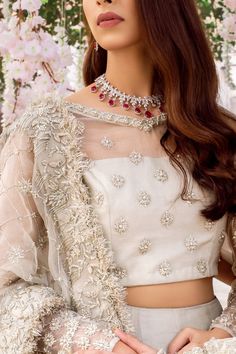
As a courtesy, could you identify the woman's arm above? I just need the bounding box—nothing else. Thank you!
[0,125,121,353]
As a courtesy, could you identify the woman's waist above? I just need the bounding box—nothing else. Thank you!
[126,277,215,308]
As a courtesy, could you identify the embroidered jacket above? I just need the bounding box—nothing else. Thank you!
[0,96,235,354]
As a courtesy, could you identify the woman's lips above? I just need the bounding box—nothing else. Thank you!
[97,12,124,28]
[99,18,123,28]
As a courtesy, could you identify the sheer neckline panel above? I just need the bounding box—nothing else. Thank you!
[64,99,167,133]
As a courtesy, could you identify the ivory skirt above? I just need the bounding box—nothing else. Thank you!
[127,296,223,352]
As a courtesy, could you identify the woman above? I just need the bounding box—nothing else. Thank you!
[0,0,235,353]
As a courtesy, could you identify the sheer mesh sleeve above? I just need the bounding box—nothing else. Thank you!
[0,127,119,353]
[209,215,236,336]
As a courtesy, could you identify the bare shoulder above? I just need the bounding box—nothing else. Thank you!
[64,85,93,106]
[218,105,236,133]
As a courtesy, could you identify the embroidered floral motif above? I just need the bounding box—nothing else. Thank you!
[158,260,172,277]
[113,266,128,279]
[75,336,90,350]
[153,169,168,182]
[111,175,125,188]
[43,333,56,349]
[218,231,226,244]
[7,245,25,265]
[138,239,152,255]
[160,211,174,227]
[196,259,207,274]
[100,136,114,150]
[85,323,98,336]
[17,178,33,193]
[183,191,196,205]
[204,220,215,231]
[184,235,199,252]
[137,191,151,207]
[129,151,143,165]
[114,217,129,235]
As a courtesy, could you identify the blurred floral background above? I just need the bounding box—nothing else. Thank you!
[0,0,235,128]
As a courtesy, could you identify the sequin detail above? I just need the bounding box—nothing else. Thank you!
[184,191,196,205]
[158,260,172,277]
[160,211,174,227]
[184,235,199,252]
[100,136,113,150]
[204,220,215,231]
[218,231,226,244]
[7,246,25,265]
[196,259,207,274]
[153,169,168,182]
[129,151,143,165]
[139,239,152,255]
[113,266,128,279]
[137,191,151,207]
[114,217,129,235]
[111,175,125,188]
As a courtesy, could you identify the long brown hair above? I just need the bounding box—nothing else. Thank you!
[83,0,236,221]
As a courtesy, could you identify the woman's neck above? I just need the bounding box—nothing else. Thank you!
[105,45,154,97]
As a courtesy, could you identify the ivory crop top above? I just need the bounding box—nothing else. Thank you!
[70,102,228,287]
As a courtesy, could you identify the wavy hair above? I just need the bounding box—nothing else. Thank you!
[83,0,236,221]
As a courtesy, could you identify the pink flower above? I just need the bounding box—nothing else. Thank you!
[9,40,26,60]
[0,31,18,52]
[13,0,42,12]
[24,39,41,56]
[40,32,58,60]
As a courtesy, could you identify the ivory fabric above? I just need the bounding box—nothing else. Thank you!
[127,296,223,351]
[0,95,235,353]
[83,157,227,287]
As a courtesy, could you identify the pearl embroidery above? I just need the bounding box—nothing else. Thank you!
[75,337,90,350]
[184,235,199,252]
[84,323,98,336]
[44,333,56,348]
[153,169,168,182]
[204,220,215,231]
[184,191,196,205]
[139,239,152,255]
[160,211,174,226]
[218,231,226,244]
[100,136,113,150]
[17,178,33,193]
[111,175,125,188]
[129,151,143,165]
[137,191,151,207]
[7,246,25,265]
[114,217,129,234]
[113,266,128,279]
[158,260,172,277]
[196,259,207,274]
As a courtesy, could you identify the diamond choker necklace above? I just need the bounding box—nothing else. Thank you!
[90,74,164,119]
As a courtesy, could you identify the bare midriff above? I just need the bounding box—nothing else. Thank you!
[126,277,215,308]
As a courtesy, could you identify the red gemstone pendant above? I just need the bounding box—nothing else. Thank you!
[108,99,115,107]
[134,107,142,115]
[91,85,98,93]
[123,102,130,110]
[144,110,153,119]
[99,93,106,101]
